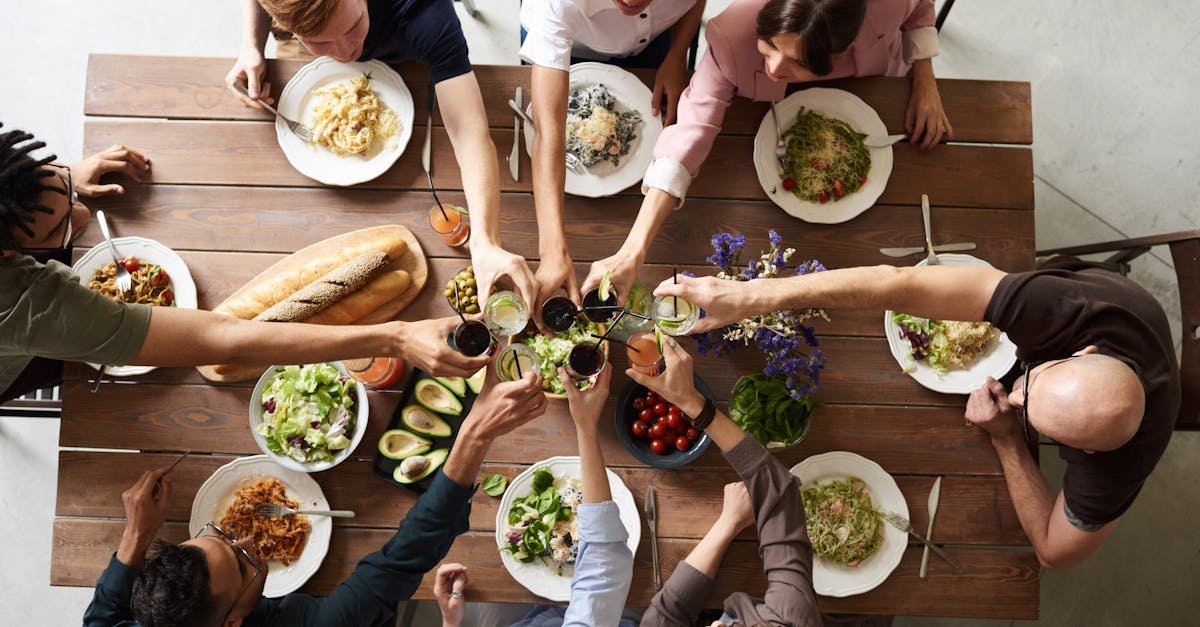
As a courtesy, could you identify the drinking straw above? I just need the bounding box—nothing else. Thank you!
[591,333,640,353]
[514,348,524,379]
[672,268,679,316]
[590,305,651,320]
[452,283,468,323]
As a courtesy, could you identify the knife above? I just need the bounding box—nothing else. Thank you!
[865,133,949,148]
[920,476,941,579]
[645,484,661,590]
[878,242,976,257]
[509,87,521,182]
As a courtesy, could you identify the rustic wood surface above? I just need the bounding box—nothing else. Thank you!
[53,54,1038,619]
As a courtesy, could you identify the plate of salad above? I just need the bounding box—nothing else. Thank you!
[495,456,640,601]
[884,254,1018,394]
[250,362,370,472]
[514,320,607,399]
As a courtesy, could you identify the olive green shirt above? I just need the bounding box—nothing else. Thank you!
[0,254,151,392]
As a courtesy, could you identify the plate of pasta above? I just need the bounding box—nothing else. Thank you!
[190,455,332,598]
[790,452,907,597]
[524,62,663,198]
[72,236,197,376]
[753,88,893,224]
[277,57,414,186]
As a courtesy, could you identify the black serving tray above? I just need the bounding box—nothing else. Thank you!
[371,369,479,492]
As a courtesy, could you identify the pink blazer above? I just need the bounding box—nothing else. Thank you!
[651,0,936,183]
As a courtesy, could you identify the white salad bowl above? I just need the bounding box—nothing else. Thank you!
[249,362,370,473]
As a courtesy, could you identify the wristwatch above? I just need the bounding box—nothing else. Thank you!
[691,396,717,431]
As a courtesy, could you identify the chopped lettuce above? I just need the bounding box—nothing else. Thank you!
[257,363,357,463]
[519,321,599,394]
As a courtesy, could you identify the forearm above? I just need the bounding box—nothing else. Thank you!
[991,436,1058,557]
[531,65,570,257]
[438,74,503,250]
[441,425,491,488]
[682,517,740,577]
[667,1,705,60]
[576,426,612,503]
[676,391,745,452]
[115,526,155,568]
[133,307,403,366]
[240,0,270,53]
[911,58,936,85]
[615,188,675,262]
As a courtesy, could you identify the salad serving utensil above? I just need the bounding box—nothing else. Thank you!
[878,242,977,258]
[509,87,522,182]
[879,509,960,571]
[645,484,661,590]
[919,476,942,579]
[920,194,940,266]
[507,99,586,174]
[232,82,314,142]
[256,502,356,519]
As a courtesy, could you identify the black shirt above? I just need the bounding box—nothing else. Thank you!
[984,258,1180,527]
[360,0,473,84]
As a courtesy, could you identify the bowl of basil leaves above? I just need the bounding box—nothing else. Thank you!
[729,374,819,451]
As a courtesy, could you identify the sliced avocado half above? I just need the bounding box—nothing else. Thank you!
[393,448,449,484]
[435,376,467,397]
[401,404,452,438]
[413,378,463,416]
[377,429,432,460]
[466,367,487,394]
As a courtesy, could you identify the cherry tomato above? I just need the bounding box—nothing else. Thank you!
[860,175,867,186]
[120,257,140,272]
[636,408,653,423]
[654,402,668,416]
[686,427,700,441]
[632,398,645,411]
[649,423,667,440]
[819,189,831,204]
[675,436,690,451]
[666,413,682,430]
[650,439,667,455]
[668,405,681,419]
[631,420,649,438]
[149,268,170,288]
[162,289,175,305]
[832,179,846,198]
[781,177,795,191]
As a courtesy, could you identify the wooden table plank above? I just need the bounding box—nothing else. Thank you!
[52,520,1038,619]
[85,55,1032,144]
[57,452,1021,544]
[83,120,1033,208]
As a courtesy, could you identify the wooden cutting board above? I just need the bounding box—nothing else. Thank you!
[196,225,428,383]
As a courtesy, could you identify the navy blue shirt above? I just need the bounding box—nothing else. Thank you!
[360,0,473,84]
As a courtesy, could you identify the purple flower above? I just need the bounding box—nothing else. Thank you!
[769,229,782,247]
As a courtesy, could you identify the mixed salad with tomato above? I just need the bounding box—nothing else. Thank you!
[627,389,701,455]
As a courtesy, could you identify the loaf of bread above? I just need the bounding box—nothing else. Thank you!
[302,270,412,325]
[254,252,390,322]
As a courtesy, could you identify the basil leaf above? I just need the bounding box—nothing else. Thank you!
[482,473,508,497]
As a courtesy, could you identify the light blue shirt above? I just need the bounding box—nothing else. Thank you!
[510,501,635,627]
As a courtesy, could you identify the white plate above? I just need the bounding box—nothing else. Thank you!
[753,88,893,224]
[249,362,370,473]
[189,455,332,598]
[524,62,663,198]
[790,451,907,597]
[276,58,414,186]
[495,455,641,601]
[72,236,198,376]
[884,254,1019,394]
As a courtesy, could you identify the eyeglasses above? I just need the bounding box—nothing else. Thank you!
[193,522,264,623]
[19,164,76,253]
[1019,355,1083,445]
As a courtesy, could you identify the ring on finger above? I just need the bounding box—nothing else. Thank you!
[450,591,464,599]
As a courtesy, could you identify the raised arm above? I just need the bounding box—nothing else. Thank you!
[436,73,538,309]
[224,0,275,109]
[651,0,708,125]
[655,264,1008,334]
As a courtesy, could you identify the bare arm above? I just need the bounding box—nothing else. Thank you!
[240,0,270,53]
[225,0,275,108]
[650,0,707,124]
[529,65,581,314]
[580,187,676,305]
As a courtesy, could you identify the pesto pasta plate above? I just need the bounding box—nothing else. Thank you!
[753,88,893,224]
[790,451,908,597]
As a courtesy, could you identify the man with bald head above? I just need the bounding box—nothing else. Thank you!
[656,255,1180,569]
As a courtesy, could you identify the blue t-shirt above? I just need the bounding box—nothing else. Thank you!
[359,0,473,84]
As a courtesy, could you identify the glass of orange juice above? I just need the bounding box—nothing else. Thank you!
[626,331,665,376]
[428,204,470,247]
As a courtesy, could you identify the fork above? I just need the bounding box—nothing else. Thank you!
[879,510,960,570]
[920,194,940,266]
[96,211,132,294]
[232,82,314,142]
[506,99,586,174]
[255,502,356,519]
[769,102,788,193]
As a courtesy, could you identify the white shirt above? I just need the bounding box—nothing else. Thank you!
[520,0,700,70]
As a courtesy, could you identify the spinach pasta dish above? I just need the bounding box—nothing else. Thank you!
[802,477,882,567]
[781,109,871,203]
[566,84,641,167]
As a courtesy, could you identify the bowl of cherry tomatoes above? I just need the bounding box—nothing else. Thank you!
[615,377,714,469]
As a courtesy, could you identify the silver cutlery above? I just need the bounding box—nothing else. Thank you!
[90,365,106,393]
[507,99,586,174]
[509,87,522,182]
[255,503,356,519]
[864,133,949,148]
[920,476,942,579]
[645,484,661,590]
[921,194,940,266]
[96,211,132,294]
[878,242,977,258]
[231,82,314,142]
[879,509,960,571]
[769,102,787,194]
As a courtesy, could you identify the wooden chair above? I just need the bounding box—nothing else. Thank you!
[936,0,957,31]
[0,387,62,418]
[1037,229,1200,430]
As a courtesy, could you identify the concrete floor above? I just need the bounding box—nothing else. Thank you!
[1,0,1197,625]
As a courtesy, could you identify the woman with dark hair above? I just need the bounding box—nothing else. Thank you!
[581,0,949,307]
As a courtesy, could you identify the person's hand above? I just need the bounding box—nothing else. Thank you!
[471,242,538,312]
[906,72,954,151]
[116,466,175,566]
[559,364,611,434]
[68,145,151,197]
[397,317,493,377]
[581,250,643,308]
[653,275,753,334]
[717,481,754,533]
[625,336,705,419]
[433,563,469,627]
[651,53,688,125]
[533,249,580,329]
[462,362,548,439]
[225,47,274,110]
[965,377,1022,443]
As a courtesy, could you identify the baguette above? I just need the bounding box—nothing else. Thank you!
[254,252,390,322]
[217,234,408,320]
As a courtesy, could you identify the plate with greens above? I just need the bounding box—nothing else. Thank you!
[249,362,369,473]
[790,451,907,597]
[495,456,640,601]
[514,320,607,399]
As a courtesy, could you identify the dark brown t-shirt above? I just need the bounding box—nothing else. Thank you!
[984,259,1180,527]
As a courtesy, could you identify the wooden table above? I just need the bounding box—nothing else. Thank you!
[52,54,1038,620]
